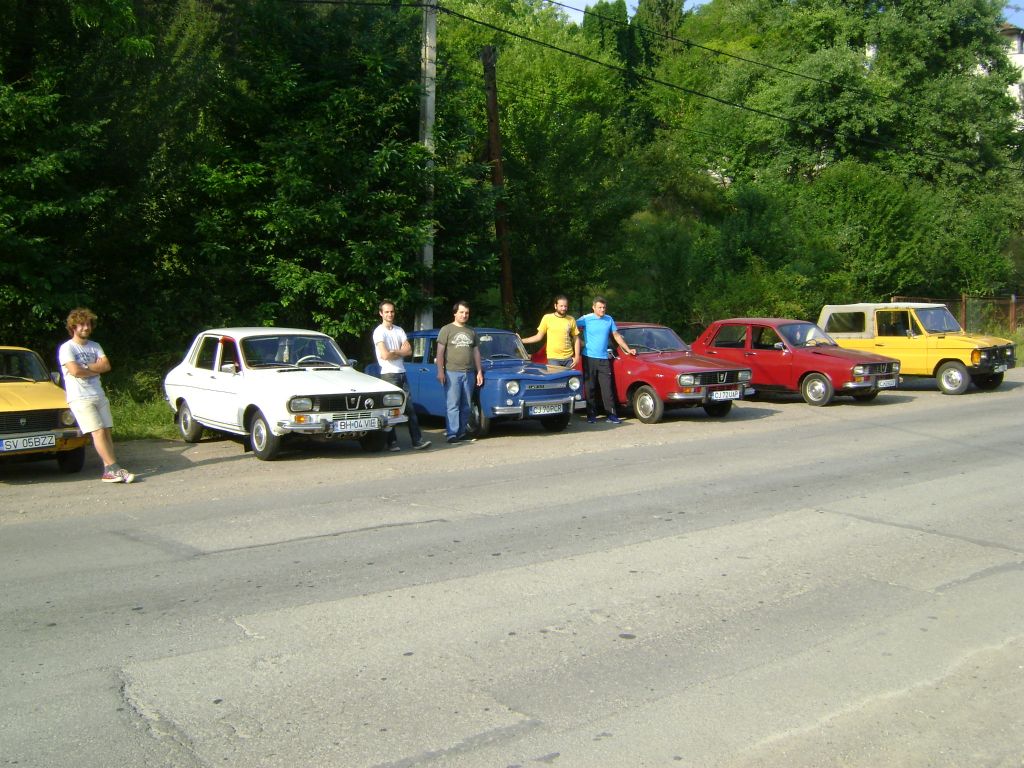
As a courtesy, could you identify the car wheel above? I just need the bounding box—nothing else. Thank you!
[971,372,1004,391]
[703,400,733,418]
[630,385,664,424]
[800,373,834,406]
[540,411,572,432]
[359,430,387,452]
[56,446,86,474]
[936,361,970,395]
[469,401,491,438]
[177,401,204,443]
[249,410,281,460]
[852,390,879,402]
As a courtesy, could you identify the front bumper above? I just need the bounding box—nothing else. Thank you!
[278,409,407,435]
[840,373,898,391]
[491,395,579,418]
[0,429,89,458]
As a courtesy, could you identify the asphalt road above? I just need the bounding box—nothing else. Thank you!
[2,373,1023,768]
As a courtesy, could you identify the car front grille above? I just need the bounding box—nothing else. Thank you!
[0,410,62,434]
[863,362,899,375]
[315,393,390,412]
[694,370,743,385]
[992,345,1016,365]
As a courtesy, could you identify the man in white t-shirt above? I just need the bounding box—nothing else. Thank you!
[58,307,135,483]
[373,300,430,451]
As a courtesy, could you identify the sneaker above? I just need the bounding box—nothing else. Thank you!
[607,415,622,424]
[101,468,135,484]
[455,433,476,444]
[412,440,432,450]
[446,436,460,444]
[388,444,401,452]
[586,416,597,424]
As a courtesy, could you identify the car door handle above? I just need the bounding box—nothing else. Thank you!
[744,352,755,356]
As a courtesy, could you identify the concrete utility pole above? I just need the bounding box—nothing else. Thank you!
[481,45,515,327]
[416,0,438,331]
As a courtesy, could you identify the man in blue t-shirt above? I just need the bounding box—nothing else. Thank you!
[576,296,635,424]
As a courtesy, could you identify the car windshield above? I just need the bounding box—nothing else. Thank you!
[0,349,50,382]
[240,334,347,368]
[478,332,529,361]
[915,307,962,333]
[618,326,689,352]
[778,322,836,348]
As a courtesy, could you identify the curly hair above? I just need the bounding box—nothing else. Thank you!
[65,307,98,336]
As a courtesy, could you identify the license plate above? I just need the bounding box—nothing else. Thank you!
[877,377,897,388]
[710,389,740,401]
[995,364,1007,373]
[331,418,380,432]
[529,404,564,416]
[1,434,57,452]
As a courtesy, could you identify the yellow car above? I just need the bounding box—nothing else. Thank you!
[1,346,90,473]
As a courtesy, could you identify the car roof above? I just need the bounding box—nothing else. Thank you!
[712,318,813,326]
[823,303,943,311]
[196,327,332,338]
[615,321,670,329]
[0,346,35,352]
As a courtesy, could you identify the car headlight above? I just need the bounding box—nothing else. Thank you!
[383,393,404,407]
[853,365,866,376]
[677,374,696,386]
[738,370,752,382]
[506,380,520,396]
[290,397,313,413]
[60,409,77,427]
[971,349,981,366]
[892,362,900,372]
[568,377,581,391]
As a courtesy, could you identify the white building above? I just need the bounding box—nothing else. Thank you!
[999,23,1024,107]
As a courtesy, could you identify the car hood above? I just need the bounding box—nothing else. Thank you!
[0,381,68,411]
[483,360,580,379]
[800,346,897,364]
[237,366,404,395]
[638,351,749,372]
[924,332,1014,347]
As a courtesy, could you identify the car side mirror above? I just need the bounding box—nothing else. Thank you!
[774,342,785,351]
[905,329,915,338]
[220,363,238,374]
[50,371,61,385]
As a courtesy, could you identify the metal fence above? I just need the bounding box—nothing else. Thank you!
[890,295,1020,333]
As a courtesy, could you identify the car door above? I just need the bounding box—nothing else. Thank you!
[205,337,245,430]
[408,336,445,417]
[746,325,794,390]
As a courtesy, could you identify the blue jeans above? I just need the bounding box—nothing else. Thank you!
[444,369,474,439]
[547,357,574,368]
[379,372,423,446]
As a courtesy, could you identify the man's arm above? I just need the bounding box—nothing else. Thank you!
[572,335,581,367]
[64,355,111,378]
[375,339,412,362]
[612,331,636,356]
[519,328,544,345]
[435,343,447,383]
[473,347,484,386]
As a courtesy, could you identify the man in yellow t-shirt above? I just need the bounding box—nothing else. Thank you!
[519,295,581,368]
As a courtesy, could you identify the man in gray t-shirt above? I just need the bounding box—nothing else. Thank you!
[436,300,483,443]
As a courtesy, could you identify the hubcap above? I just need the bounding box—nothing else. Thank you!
[942,369,964,390]
[636,392,654,419]
[807,379,827,401]
[252,420,266,451]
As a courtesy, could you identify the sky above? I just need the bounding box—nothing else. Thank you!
[557,1,1024,29]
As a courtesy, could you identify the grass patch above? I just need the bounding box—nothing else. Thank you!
[109,392,178,441]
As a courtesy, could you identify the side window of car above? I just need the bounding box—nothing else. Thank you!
[711,325,747,349]
[753,327,782,350]
[220,339,240,369]
[877,311,910,337]
[195,336,219,370]
[824,312,865,334]
[427,339,439,364]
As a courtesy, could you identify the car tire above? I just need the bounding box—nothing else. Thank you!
[540,412,572,432]
[56,446,86,474]
[177,401,204,443]
[631,385,664,424]
[852,390,879,402]
[359,430,387,452]
[937,361,970,395]
[971,372,1004,391]
[249,410,281,460]
[469,401,491,438]
[703,400,733,418]
[800,373,834,406]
